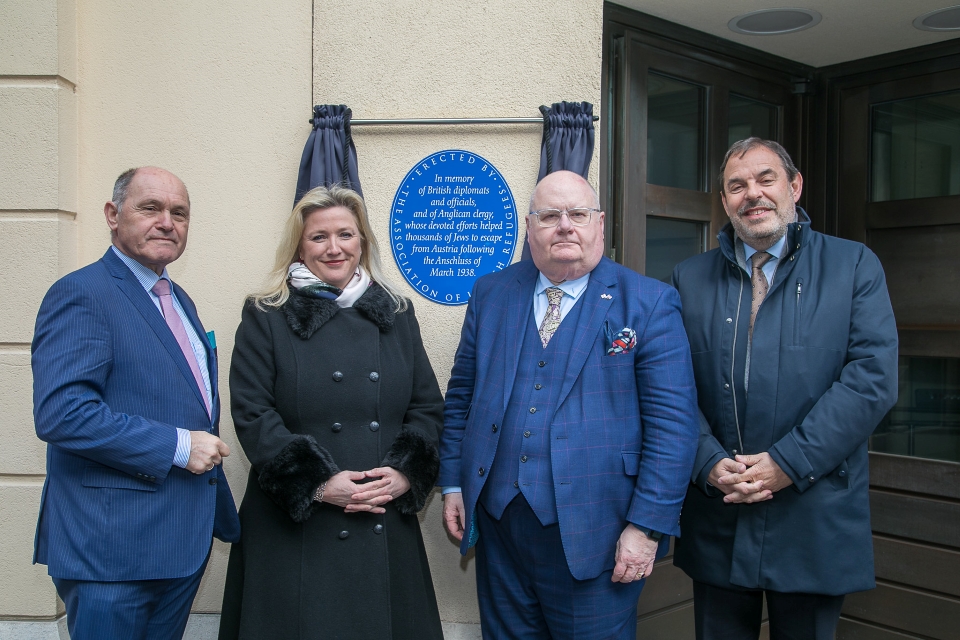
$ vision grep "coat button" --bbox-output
[535,384,542,390]
[338,530,349,539]
[809,476,816,483]
[332,422,342,432]
[529,407,537,414]
[209,478,217,485]
[492,424,498,432]
[839,470,846,477]
[724,383,730,389]
[369,372,379,381]
[374,524,384,534]
[478,467,485,476]
[332,371,343,382]
[523,430,531,438]
[520,455,528,463]
[726,318,732,324]
[369,421,380,431]
[538,361,546,367]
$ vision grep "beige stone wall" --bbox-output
[314,0,603,625]
[0,0,76,620]
[0,0,602,627]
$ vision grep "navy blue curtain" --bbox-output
[522,101,595,260]
[295,105,363,205]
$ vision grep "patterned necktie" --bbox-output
[749,251,773,339]
[152,278,211,416]
[538,287,564,347]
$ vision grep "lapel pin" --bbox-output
[601,293,612,299]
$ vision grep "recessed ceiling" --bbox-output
[612,0,960,67]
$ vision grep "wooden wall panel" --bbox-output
[872,536,960,597]
[837,617,924,639]
[843,582,960,640]
[869,490,960,547]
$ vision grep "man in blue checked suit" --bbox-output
[439,170,699,639]
[32,166,240,640]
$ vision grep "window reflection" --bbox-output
[872,91,960,201]
[647,73,704,191]
[645,217,705,283]
[728,94,778,148]
[871,356,960,463]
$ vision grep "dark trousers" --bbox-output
[54,551,210,640]
[475,494,645,640]
[693,581,845,640]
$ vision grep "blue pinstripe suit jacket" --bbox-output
[31,248,240,582]
[438,257,699,580]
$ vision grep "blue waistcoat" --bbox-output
[480,297,585,525]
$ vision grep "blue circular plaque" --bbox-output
[390,150,517,305]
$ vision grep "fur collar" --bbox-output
[282,282,396,339]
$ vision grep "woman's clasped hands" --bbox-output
[321,467,411,513]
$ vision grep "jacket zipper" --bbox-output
[730,267,745,456]
[794,278,803,345]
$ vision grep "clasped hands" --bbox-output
[709,452,793,504]
[320,467,411,514]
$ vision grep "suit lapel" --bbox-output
[555,258,616,407]
[103,250,210,420]
[501,264,536,411]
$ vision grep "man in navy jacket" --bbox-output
[32,167,240,639]
[672,139,898,640]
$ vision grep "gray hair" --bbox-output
[112,168,139,214]
[718,138,799,193]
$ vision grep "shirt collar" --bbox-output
[111,245,170,293]
[741,232,788,263]
[535,270,591,300]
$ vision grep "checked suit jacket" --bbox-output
[438,257,699,580]
[32,248,240,582]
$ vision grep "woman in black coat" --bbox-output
[219,186,444,639]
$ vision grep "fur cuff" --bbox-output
[258,436,340,523]
[381,429,440,515]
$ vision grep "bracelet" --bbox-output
[314,481,327,503]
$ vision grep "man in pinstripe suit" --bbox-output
[439,171,700,639]
[31,167,241,639]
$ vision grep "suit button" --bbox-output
[514,481,519,488]
[523,431,531,438]
[369,372,379,381]
[538,361,546,367]
[492,424,498,432]
[209,478,218,485]
[529,407,537,414]
[520,455,528,463]
[374,524,384,534]
[332,422,342,432]
[535,384,542,390]
[370,421,380,432]
[332,371,343,382]
[479,467,485,476]
[339,530,349,540]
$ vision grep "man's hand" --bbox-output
[186,431,230,474]
[345,467,411,513]
[708,457,770,503]
[611,524,659,583]
[442,492,466,541]
[715,452,793,503]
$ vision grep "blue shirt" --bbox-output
[111,246,211,468]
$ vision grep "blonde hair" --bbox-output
[252,185,408,312]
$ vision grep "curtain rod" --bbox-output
[309,116,600,126]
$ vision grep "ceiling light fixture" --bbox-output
[914,6,960,31]
[728,8,822,36]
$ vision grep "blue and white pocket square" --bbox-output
[607,327,637,356]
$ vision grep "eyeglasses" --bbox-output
[528,207,600,228]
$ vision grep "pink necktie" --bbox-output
[152,278,211,416]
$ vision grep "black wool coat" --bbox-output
[219,283,444,640]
